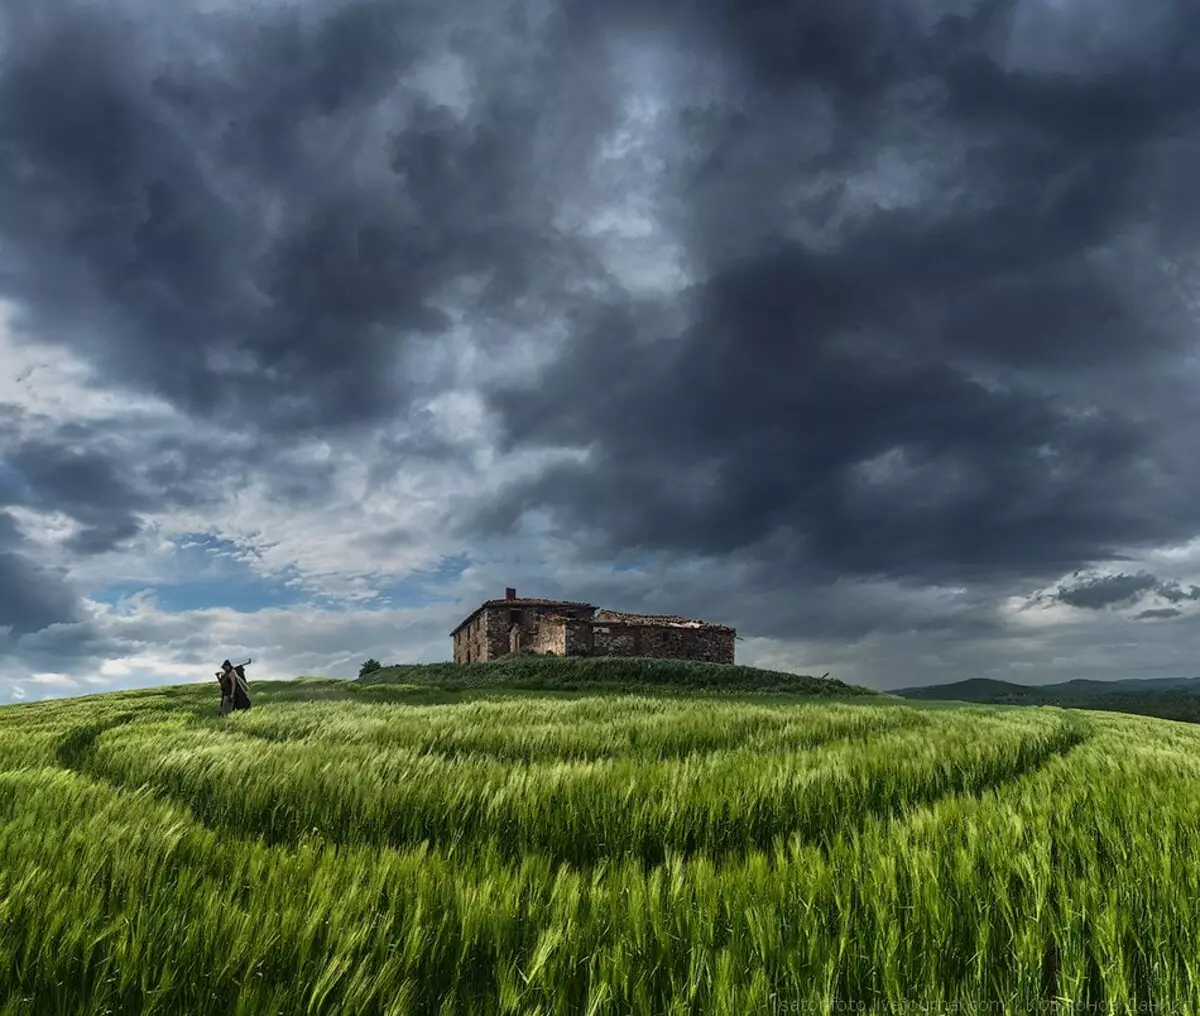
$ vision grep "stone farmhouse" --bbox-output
[451,588,736,664]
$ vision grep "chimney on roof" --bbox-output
[505,587,517,600]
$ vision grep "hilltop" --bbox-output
[355,653,878,696]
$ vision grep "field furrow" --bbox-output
[71,703,1085,866]
[0,674,1193,1014]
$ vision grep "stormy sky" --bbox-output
[2,0,1200,699]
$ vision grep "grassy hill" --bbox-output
[1,659,1198,1011]
[895,676,1045,703]
[897,675,1200,723]
[356,653,878,696]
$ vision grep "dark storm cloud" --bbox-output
[1041,570,1200,611]
[636,560,1008,643]
[5,440,149,554]
[1155,580,1200,604]
[1136,608,1183,621]
[0,422,274,556]
[0,0,612,434]
[483,262,1174,585]
[475,0,1200,588]
[3,0,1200,645]
[1049,571,1159,610]
[0,511,82,637]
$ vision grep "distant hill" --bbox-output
[1053,676,1200,694]
[894,678,1046,704]
[896,675,1200,724]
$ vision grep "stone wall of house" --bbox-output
[453,608,523,662]
[591,623,640,656]
[591,623,735,663]
[562,620,593,655]
[453,612,492,663]
[533,618,567,655]
[531,617,594,656]
[497,606,539,656]
[486,607,517,659]
[671,626,735,664]
[489,605,597,659]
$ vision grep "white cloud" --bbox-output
[28,672,78,687]
[12,599,461,694]
[0,303,176,424]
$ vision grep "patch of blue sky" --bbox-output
[95,576,307,613]
[93,532,309,612]
[373,553,470,609]
[172,532,267,571]
[93,540,472,614]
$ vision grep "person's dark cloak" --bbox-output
[231,665,252,710]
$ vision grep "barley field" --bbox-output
[0,658,1195,1015]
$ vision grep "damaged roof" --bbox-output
[449,597,734,638]
[449,598,596,636]
[589,609,734,631]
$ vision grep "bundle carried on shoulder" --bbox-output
[232,663,252,711]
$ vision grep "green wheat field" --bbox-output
[0,655,1195,1015]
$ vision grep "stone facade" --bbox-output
[588,616,735,664]
[535,616,595,656]
[451,590,736,664]
[451,589,597,663]
[531,619,567,656]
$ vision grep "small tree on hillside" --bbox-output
[359,658,382,678]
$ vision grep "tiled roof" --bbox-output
[449,598,596,636]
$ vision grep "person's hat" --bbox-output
[221,659,232,669]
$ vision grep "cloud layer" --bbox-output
[2,0,1200,697]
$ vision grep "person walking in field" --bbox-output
[217,658,253,717]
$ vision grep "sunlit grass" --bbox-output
[0,663,1195,1013]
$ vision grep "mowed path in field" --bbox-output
[0,669,1195,1015]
